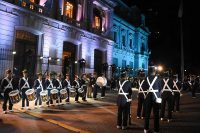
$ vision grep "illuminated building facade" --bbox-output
[0,0,149,79]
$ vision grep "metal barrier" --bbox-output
[0,48,13,79]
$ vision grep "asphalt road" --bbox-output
[1,91,200,133]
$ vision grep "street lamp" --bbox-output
[157,65,163,72]
[40,56,61,75]
[12,51,16,55]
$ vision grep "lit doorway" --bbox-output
[62,42,77,80]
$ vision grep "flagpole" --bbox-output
[180,17,184,83]
[179,0,184,83]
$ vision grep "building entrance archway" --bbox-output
[13,30,38,78]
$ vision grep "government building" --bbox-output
[0,0,149,79]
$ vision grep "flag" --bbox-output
[178,0,183,18]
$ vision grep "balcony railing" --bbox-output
[61,15,86,29]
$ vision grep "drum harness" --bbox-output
[161,78,173,94]
[47,79,53,90]
[146,76,161,103]
[75,80,83,93]
[118,80,132,102]
[56,79,62,89]
[65,79,71,89]
[37,79,44,91]
[4,78,13,92]
[138,79,147,98]
[21,77,30,90]
[173,80,182,95]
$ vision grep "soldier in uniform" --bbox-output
[62,74,71,103]
[45,72,54,106]
[143,66,162,133]
[73,75,81,103]
[100,73,106,98]
[33,72,44,108]
[0,69,18,114]
[172,75,182,112]
[80,73,87,101]
[54,73,63,104]
[116,71,132,130]
[160,72,174,122]
[136,72,147,119]
[86,73,92,98]
[19,69,32,110]
[91,72,98,100]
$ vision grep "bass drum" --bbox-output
[9,90,21,104]
[25,89,36,101]
[96,77,107,87]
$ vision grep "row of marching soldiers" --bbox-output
[116,66,182,133]
[0,69,105,114]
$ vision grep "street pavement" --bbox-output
[1,90,200,133]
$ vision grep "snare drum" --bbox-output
[60,89,67,99]
[40,90,48,102]
[9,90,21,104]
[25,89,35,101]
[50,89,58,100]
[69,86,76,93]
[69,86,76,97]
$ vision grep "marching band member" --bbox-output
[160,72,174,122]
[172,75,182,112]
[86,73,92,98]
[91,72,98,100]
[143,66,162,133]
[116,71,132,130]
[62,74,71,103]
[54,73,63,104]
[136,72,147,119]
[45,72,54,106]
[73,75,81,103]
[100,73,107,99]
[33,72,44,108]
[19,69,32,110]
[81,73,87,101]
[0,69,18,114]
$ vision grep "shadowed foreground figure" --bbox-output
[143,66,162,133]
[116,72,132,130]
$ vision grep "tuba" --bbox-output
[96,76,107,87]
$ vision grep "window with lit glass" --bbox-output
[64,2,73,18]
[94,16,100,29]
[22,1,26,7]
[29,0,35,10]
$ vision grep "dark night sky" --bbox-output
[122,0,197,75]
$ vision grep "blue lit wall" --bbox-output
[112,15,149,76]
